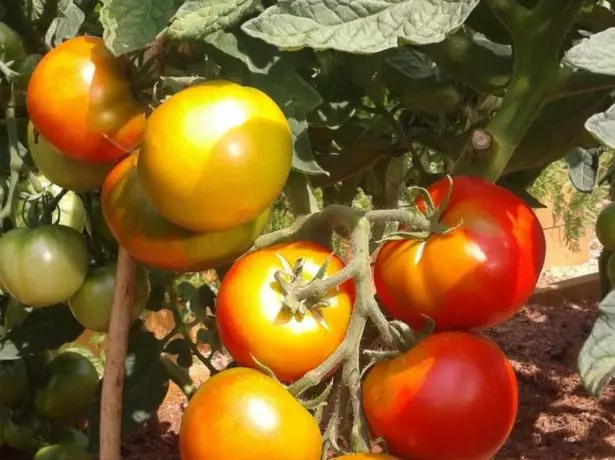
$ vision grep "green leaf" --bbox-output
[205,28,280,74]
[44,0,85,48]
[565,147,600,193]
[586,103,615,149]
[250,61,327,175]
[0,339,20,361]
[6,304,84,355]
[168,0,260,41]
[563,27,615,76]
[578,290,615,396]
[100,0,179,55]
[242,0,480,54]
[87,322,168,453]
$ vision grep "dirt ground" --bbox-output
[118,295,615,460]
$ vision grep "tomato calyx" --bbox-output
[378,175,462,244]
[273,252,334,330]
[17,187,68,228]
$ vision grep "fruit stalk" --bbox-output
[99,248,138,460]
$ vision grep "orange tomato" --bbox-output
[362,331,518,460]
[216,241,354,383]
[137,80,292,232]
[101,153,270,273]
[374,175,545,331]
[179,367,322,460]
[27,36,146,164]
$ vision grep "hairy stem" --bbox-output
[453,0,585,181]
[160,355,197,399]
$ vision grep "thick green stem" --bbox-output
[452,0,585,181]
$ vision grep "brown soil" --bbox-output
[120,297,615,460]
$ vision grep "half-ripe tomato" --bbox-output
[68,260,150,332]
[0,225,89,307]
[27,122,115,192]
[216,241,354,383]
[137,79,292,232]
[26,35,146,164]
[362,331,518,460]
[102,153,271,273]
[12,174,87,232]
[179,367,322,460]
[373,175,546,331]
[34,351,99,421]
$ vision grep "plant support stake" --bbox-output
[100,248,138,460]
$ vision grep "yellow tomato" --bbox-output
[137,80,292,232]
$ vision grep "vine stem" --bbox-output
[452,0,586,181]
[100,248,138,460]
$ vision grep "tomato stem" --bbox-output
[452,0,585,181]
[99,248,138,460]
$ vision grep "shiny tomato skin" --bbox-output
[374,175,546,331]
[68,261,150,332]
[362,331,518,460]
[179,367,322,460]
[216,241,354,383]
[27,122,115,192]
[137,79,292,232]
[102,153,271,273]
[26,36,146,164]
[0,225,89,307]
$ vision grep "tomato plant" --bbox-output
[333,455,400,459]
[68,261,150,332]
[0,225,89,307]
[216,241,354,383]
[362,331,518,460]
[2,0,614,459]
[102,153,271,272]
[34,351,100,421]
[26,36,147,164]
[27,123,115,193]
[137,80,293,233]
[179,367,322,460]
[374,175,546,331]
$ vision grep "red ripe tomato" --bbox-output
[216,241,354,383]
[373,175,546,331]
[27,36,146,164]
[362,331,518,460]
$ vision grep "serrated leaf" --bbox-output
[578,313,615,395]
[566,147,599,193]
[383,47,437,85]
[45,0,85,48]
[168,0,259,41]
[585,103,615,149]
[242,0,480,54]
[100,0,179,55]
[563,27,615,75]
[87,322,168,453]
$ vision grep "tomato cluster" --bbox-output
[0,351,99,458]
